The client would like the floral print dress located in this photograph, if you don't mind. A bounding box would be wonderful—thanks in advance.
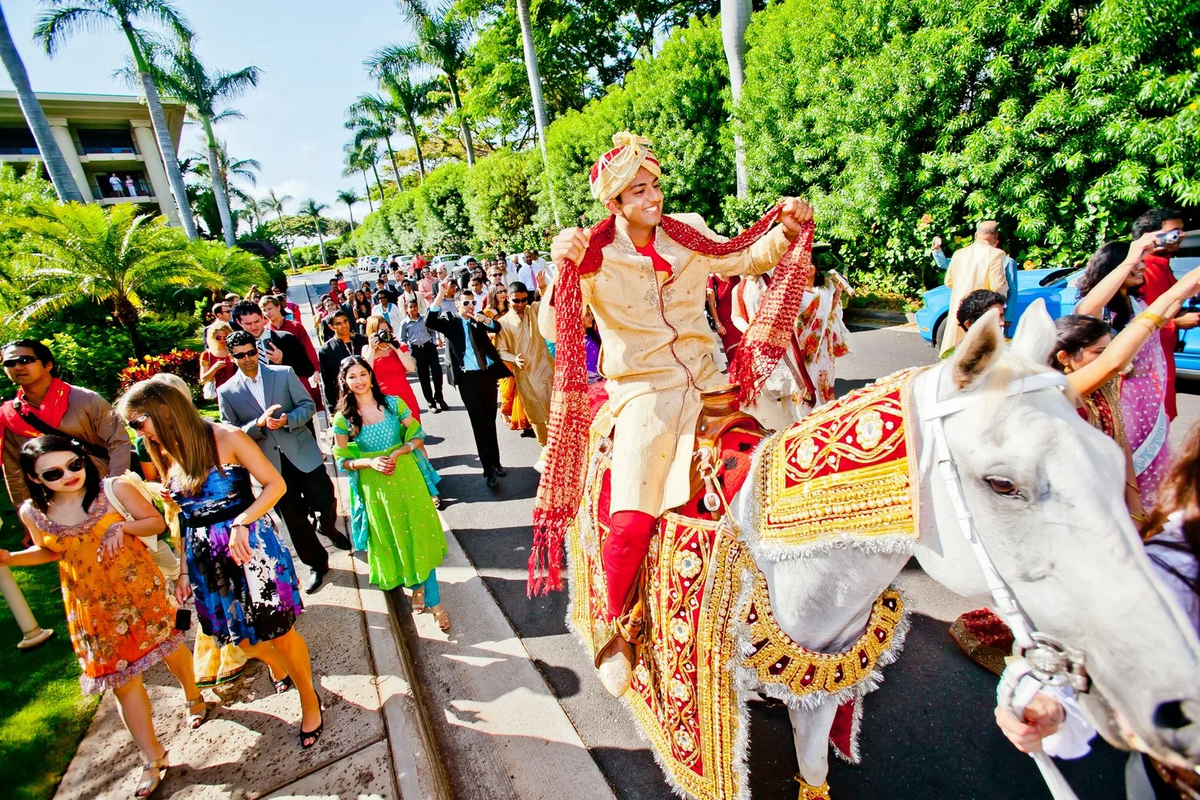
[23,485,183,694]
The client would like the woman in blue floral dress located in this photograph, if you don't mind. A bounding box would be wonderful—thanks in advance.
[117,380,326,750]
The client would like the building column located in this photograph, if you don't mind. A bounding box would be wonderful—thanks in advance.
[130,119,179,226]
[44,116,92,202]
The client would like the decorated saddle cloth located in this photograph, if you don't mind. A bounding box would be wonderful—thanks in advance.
[567,369,922,800]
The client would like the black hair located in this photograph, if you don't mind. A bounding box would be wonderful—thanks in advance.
[957,290,1006,331]
[335,356,389,438]
[2,339,57,376]
[20,435,101,513]
[507,281,531,296]
[329,308,351,323]
[226,329,256,352]
[231,299,264,322]
[1076,242,1136,331]
[1048,314,1112,372]
[1132,207,1185,238]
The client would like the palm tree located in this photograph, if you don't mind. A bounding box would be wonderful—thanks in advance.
[336,189,362,259]
[264,188,296,271]
[721,0,752,199]
[369,0,475,166]
[189,238,268,293]
[342,144,375,213]
[514,0,559,226]
[345,93,402,181]
[13,202,204,352]
[34,0,200,239]
[377,70,435,181]
[152,40,260,246]
[298,198,329,266]
[0,4,82,202]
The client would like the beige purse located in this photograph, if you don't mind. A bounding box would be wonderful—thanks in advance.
[104,473,181,579]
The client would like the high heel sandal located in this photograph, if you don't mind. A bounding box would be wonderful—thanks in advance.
[300,707,324,750]
[431,496,441,509]
[133,750,169,798]
[272,674,294,694]
[411,587,426,614]
[185,696,209,729]
[431,606,451,633]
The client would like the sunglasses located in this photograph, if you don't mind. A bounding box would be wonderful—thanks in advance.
[231,349,259,360]
[511,297,529,304]
[128,413,150,431]
[39,456,86,483]
[2,355,39,368]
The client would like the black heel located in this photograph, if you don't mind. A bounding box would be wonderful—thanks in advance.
[300,708,324,750]
[273,675,294,694]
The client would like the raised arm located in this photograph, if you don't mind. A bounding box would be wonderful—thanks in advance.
[1070,264,1200,396]
[1,511,59,566]
[1074,233,1161,318]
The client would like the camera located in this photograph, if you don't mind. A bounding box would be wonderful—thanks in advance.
[377,331,395,344]
[1155,229,1183,247]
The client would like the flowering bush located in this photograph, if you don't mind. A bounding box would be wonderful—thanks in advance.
[117,349,200,391]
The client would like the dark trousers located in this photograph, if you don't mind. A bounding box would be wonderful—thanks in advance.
[412,341,445,405]
[458,370,501,477]
[276,454,336,571]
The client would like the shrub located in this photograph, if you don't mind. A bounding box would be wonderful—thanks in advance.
[43,328,136,399]
[117,348,200,392]
[136,316,199,354]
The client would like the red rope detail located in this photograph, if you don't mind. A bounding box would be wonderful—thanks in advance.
[729,220,816,407]
[528,205,798,596]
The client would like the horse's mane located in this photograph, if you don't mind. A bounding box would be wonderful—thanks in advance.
[965,346,1060,433]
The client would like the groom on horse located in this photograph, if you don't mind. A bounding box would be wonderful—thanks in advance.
[531,131,815,696]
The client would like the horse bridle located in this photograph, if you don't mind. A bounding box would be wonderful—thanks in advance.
[921,367,1088,800]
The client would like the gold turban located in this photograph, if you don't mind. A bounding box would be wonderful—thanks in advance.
[589,132,661,204]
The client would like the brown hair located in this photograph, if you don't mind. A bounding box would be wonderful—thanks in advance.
[365,315,391,338]
[116,379,219,496]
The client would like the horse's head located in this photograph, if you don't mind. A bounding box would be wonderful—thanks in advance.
[920,301,1200,765]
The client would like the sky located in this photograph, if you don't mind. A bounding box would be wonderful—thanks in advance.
[0,0,415,221]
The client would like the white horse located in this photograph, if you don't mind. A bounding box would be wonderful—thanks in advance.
[730,304,1200,794]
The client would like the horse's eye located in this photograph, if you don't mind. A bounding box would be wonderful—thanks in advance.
[984,476,1021,497]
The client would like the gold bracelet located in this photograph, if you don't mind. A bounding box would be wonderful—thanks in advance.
[1136,311,1168,330]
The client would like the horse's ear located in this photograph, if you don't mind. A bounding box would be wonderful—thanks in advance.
[950,307,1004,389]
[1009,298,1056,365]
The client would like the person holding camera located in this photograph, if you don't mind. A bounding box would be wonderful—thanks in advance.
[362,315,422,421]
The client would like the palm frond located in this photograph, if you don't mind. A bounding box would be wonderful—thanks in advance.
[33,4,116,57]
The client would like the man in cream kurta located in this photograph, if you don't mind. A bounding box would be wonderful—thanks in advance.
[495,282,554,445]
[939,220,1010,356]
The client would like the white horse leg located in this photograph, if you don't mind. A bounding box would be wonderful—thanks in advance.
[789,702,837,789]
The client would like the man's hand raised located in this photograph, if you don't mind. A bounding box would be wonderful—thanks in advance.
[256,404,283,428]
[551,227,591,267]
[777,197,815,242]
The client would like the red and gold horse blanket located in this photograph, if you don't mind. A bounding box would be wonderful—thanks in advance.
[566,372,919,799]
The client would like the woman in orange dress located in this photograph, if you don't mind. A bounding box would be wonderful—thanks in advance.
[485,285,529,432]
[0,435,206,798]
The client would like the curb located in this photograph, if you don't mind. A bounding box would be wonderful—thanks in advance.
[846,308,916,325]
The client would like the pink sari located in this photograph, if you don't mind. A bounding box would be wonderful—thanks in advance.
[1120,299,1171,507]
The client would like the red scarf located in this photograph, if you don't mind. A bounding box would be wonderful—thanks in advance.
[527,207,814,595]
[0,378,72,438]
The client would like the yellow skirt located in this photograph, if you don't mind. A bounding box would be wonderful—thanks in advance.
[500,376,529,430]
[194,632,249,687]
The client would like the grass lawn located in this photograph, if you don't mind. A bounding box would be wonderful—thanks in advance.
[0,500,99,800]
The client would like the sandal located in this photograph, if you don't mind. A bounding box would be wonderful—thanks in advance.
[300,708,324,750]
[133,750,169,798]
[185,696,209,729]
[431,496,441,509]
[431,606,451,633]
[272,674,294,694]
[411,587,426,614]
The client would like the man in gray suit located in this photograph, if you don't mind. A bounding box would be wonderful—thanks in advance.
[219,330,349,593]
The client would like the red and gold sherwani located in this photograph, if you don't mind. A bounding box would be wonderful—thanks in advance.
[541,213,790,518]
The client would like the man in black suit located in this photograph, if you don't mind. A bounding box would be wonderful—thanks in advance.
[426,279,508,488]
[231,300,316,383]
[318,309,367,409]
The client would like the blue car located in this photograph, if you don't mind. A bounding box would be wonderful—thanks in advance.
[915,232,1200,375]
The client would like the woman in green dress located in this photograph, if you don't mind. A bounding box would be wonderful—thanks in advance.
[332,356,450,631]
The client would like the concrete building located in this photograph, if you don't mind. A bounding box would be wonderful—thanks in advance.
[0,90,186,225]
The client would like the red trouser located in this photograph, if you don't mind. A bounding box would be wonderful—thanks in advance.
[603,510,657,620]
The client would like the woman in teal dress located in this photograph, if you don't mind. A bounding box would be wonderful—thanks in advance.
[332,356,450,631]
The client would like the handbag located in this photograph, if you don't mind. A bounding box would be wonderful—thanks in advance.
[103,473,180,578]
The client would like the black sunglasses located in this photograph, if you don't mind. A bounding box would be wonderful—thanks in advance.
[39,456,86,482]
[511,297,529,304]
[128,413,149,431]
[231,349,259,360]
[2,355,39,368]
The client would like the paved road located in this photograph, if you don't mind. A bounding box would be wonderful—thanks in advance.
[291,270,1180,799]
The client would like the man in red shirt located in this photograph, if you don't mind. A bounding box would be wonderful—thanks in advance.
[260,294,323,410]
[1132,207,1195,420]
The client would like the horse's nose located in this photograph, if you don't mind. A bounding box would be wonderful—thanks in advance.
[1155,700,1192,731]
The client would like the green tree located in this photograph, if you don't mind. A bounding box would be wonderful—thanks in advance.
[189,238,268,294]
[346,92,402,183]
[151,40,260,246]
[371,1,477,166]
[464,147,539,246]
[264,189,296,270]
[0,3,83,202]
[378,70,437,180]
[299,198,329,265]
[12,202,204,351]
[336,188,362,259]
[35,0,200,239]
